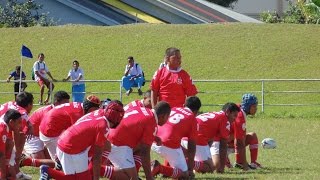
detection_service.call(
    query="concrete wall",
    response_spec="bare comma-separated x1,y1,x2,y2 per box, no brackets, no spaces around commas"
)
35,0,104,25
230,0,289,19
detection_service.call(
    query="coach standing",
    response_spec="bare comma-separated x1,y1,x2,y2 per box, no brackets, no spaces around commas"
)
150,47,198,108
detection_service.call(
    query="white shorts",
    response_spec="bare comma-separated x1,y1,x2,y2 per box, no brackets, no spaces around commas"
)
209,141,220,155
108,144,134,169
152,143,187,171
39,132,58,160
24,136,45,154
181,140,211,161
56,147,90,175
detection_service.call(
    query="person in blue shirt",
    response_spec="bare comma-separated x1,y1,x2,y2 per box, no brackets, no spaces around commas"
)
63,60,85,102
6,66,27,100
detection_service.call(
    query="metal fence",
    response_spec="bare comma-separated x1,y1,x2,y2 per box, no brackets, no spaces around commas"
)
1,79,320,112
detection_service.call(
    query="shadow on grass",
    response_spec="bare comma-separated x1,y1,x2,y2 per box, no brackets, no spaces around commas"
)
226,167,302,175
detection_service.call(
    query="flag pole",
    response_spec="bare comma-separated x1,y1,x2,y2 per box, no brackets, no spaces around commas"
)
19,55,23,94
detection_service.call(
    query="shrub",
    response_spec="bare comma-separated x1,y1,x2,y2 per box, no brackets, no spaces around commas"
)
0,0,56,28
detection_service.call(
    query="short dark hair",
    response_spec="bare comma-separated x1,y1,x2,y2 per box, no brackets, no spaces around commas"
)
16,92,33,108
154,101,171,117
222,102,240,113
38,53,44,58
144,89,151,98
16,66,21,71
54,91,70,104
185,96,201,113
73,60,79,64
4,109,21,124
127,56,134,61
165,47,180,57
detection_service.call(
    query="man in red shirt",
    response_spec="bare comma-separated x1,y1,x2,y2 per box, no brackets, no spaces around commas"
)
124,89,152,111
39,95,101,160
24,91,70,160
39,101,125,180
230,93,261,170
182,103,240,174
150,47,197,108
98,101,171,180
151,96,201,179
0,92,34,180
0,109,22,180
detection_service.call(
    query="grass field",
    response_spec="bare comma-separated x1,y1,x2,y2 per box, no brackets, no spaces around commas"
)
22,117,320,179
1,23,320,116
1,23,320,179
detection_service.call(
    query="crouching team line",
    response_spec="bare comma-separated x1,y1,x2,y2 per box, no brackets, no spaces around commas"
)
0,90,261,180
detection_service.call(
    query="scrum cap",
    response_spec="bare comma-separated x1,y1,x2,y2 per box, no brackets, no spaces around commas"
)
241,93,258,114
104,101,124,124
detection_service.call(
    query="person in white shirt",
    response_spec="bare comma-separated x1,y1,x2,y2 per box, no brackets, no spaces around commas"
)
121,56,144,96
33,53,57,105
63,60,85,102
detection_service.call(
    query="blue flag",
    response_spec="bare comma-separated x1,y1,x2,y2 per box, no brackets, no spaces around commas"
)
21,45,33,58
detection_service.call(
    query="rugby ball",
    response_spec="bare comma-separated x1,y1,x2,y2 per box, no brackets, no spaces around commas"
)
261,138,276,149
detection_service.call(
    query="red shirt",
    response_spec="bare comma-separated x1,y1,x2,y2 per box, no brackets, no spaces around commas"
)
196,111,231,146
57,109,110,154
39,102,84,137
108,106,157,149
124,100,144,111
0,119,9,153
0,101,29,135
29,105,53,137
231,108,246,140
150,67,197,108
157,107,197,149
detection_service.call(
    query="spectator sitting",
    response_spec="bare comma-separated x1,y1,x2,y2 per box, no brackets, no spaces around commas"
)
33,53,57,105
121,56,144,96
6,66,27,100
63,60,85,102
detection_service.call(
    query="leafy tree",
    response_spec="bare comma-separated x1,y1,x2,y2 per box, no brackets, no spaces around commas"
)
0,0,56,27
205,0,238,8
260,0,320,24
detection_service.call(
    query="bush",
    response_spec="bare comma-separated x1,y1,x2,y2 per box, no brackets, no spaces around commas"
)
0,0,56,28
260,0,320,24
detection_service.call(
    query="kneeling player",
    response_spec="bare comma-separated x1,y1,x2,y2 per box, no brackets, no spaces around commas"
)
151,96,201,179
181,102,240,173
39,100,125,180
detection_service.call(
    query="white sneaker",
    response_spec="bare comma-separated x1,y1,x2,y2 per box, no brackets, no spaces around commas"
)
16,171,32,180
249,162,262,169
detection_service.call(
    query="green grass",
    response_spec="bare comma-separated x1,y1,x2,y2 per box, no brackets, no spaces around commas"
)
23,117,320,179
1,23,320,179
1,23,320,116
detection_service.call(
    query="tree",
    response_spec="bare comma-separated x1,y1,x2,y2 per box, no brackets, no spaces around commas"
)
205,0,238,8
0,0,56,28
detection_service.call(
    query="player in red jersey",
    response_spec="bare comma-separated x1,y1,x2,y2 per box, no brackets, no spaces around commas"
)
124,89,152,111
39,101,125,180
97,101,171,180
151,96,201,179
0,92,34,180
182,103,240,174
230,93,261,170
39,95,101,160
150,47,197,108
0,110,22,179
24,91,70,159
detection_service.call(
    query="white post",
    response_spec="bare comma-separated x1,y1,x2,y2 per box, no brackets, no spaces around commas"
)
19,56,23,95
120,81,123,102
261,80,265,112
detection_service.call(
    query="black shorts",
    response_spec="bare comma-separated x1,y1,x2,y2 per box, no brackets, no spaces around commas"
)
14,82,27,94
